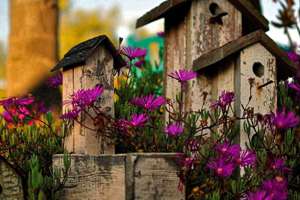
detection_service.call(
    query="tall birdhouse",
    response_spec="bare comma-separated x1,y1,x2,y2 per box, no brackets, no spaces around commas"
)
52,35,125,155
137,0,297,146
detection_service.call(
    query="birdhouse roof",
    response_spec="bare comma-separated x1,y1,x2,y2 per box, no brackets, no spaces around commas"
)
193,30,297,78
51,35,126,72
136,0,269,32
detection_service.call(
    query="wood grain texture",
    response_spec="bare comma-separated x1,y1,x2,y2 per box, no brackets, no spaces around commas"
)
53,153,184,200
63,46,115,155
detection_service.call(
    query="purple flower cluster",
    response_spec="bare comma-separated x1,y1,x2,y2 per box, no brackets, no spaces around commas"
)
116,113,149,129
168,69,197,83
247,177,288,200
61,85,104,120
211,91,235,110
207,141,256,177
273,109,299,129
47,72,62,88
131,95,166,111
288,82,300,94
120,46,147,68
164,122,184,137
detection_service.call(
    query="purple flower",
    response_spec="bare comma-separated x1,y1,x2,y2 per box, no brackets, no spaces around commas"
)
185,139,200,151
165,123,184,137
215,141,241,159
237,150,256,167
270,158,290,173
0,96,34,108
2,111,13,123
157,31,165,37
168,69,197,83
247,190,267,200
261,177,288,200
176,153,196,170
69,86,104,108
207,158,235,177
47,72,62,88
121,47,147,60
287,51,300,64
211,91,235,109
129,113,148,127
60,109,80,120
131,95,166,111
273,109,299,129
288,82,300,93
134,60,145,68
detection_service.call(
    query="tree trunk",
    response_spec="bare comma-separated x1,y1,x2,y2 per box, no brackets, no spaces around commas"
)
6,0,59,97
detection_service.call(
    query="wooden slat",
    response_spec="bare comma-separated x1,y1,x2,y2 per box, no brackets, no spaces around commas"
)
192,30,297,76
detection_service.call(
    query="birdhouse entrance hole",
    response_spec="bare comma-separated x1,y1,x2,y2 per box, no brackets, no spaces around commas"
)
0,184,2,194
252,62,264,77
209,3,219,15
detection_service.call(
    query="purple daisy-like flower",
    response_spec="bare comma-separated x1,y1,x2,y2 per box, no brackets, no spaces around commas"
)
131,95,166,111
273,109,299,129
121,47,147,60
247,190,267,200
287,51,300,64
2,111,13,123
129,113,148,127
165,123,184,137
60,109,80,120
47,72,62,88
270,158,290,173
207,158,235,177
134,60,145,68
237,150,256,167
288,82,300,93
261,177,288,200
69,86,104,108
215,141,241,159
168,69,197,83
212,91,235,109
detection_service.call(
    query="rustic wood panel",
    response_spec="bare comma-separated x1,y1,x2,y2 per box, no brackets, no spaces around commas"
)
53,153,184,200
238,43,277,148
63,46,115,155
187,0,242,111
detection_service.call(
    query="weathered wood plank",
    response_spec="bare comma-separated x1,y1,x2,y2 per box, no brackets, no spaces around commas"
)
192,30,297,79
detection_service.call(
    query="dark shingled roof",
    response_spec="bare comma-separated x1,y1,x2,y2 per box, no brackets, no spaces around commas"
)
193,30,297,79
136,0,269,33
51,35,126,71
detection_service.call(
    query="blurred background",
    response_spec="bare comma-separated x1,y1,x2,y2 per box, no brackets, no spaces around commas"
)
0,0,299,100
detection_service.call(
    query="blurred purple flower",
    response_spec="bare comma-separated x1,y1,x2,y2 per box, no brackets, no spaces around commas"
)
270,158,290,173
176,153,196,170
0,96,35,108
60,109,80,120
261,177,288,200
165,123,184,137
238,150,256,167
247,190,267,200
68,86,104,109
134,60,145,68
215,141,241,159
47,72,62,88
168,69,197,83
273,109,299,129
185,139,200,151
129,113,148,127
157,31,165,37
131,95,166,111
207,158,235,177
121,47,147,60
287,51,300,64
2,111,13,123
288,82,300,93
212,91,235,109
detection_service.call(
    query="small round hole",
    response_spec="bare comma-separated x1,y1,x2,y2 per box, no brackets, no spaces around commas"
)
209,3,219,15
252,62,264,77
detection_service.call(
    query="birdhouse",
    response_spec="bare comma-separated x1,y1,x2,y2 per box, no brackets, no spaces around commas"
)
137,0,297,146
52,35,125,155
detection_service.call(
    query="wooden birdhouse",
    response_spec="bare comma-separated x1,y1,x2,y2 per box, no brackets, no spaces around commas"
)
52,35,125,155
137,0,297,146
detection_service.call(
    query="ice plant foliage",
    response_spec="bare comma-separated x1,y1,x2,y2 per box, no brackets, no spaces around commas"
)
168,69,197,83
131,94,166,111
